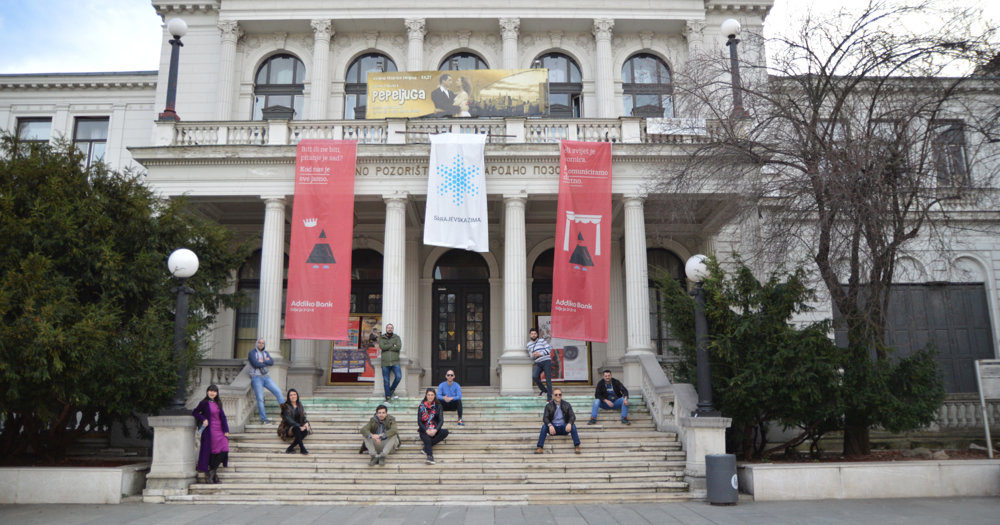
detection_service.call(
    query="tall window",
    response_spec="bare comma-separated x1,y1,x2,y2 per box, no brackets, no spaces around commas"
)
532,249,555,313
233,250,291,359
252,54,306,120
73,117,109,168
933,120,968,187
622,54,673,118
439,53,488,71
533,53,582,118
434,250,490,280
350,249,384,314
17,117,52,143
647,249,685,355
345,54,398,120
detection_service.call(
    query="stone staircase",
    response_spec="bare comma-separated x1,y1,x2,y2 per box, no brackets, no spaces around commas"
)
167,386,697,505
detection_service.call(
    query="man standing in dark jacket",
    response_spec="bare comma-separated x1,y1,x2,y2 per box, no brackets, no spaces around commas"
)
379,324,403,402
588,370,631,425
535,388,581,454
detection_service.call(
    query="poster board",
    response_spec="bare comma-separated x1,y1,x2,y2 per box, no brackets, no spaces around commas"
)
534,313,592,385
365,69,549,119
328,314,382,385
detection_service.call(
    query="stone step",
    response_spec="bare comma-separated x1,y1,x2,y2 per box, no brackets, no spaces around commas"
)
223,452,686,464
225,460,687,473
187,481,689,496
165,492,701,505
227,444,679,456
242,424,655,433
209,471,685,484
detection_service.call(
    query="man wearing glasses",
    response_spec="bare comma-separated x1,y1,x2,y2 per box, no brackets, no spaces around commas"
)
437,369,465,426
535,388,581,454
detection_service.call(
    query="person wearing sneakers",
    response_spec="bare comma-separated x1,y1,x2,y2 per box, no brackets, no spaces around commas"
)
417,388,450,465
588,370,631,426
248,338,285,424
379,324,403,402
437,370,465,426
528,328,554,401
360,404,399,466
277,389,311,455
536,388,581,454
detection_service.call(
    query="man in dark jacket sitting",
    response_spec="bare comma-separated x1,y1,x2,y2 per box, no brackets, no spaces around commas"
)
588,370,631,425
360,405,399,466
535,388,581,454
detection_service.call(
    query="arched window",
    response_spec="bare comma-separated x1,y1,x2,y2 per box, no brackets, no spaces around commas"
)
622,54,673,118
344,53,398,120
533,53,582,118
350,249,384,313
253,54,306,120
439,53,488,71
531,249,555,312
434,249,490,280
647,249,685,355
234,250,291,359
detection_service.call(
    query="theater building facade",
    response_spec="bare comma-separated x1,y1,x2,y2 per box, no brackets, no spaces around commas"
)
2,0,998,400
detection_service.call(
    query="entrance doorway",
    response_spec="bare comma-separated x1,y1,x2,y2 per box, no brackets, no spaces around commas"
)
431,250,491,386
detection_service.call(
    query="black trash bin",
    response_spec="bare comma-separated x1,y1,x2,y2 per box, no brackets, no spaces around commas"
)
705,453,738,505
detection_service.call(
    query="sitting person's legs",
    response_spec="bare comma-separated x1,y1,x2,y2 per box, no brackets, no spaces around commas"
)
441,399,463,420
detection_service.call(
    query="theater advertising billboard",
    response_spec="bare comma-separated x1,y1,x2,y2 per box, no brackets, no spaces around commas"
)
365,69,548,119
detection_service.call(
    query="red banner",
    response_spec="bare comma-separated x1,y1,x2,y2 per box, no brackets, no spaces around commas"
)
551,140,612,342
285,140,357,340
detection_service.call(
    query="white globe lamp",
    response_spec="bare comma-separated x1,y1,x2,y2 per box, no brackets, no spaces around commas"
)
685,254,710,283
167,248,199,279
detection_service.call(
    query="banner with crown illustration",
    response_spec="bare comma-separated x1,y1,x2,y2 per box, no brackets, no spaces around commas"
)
285,140,358,340
551,140,612,343
423,133,489,252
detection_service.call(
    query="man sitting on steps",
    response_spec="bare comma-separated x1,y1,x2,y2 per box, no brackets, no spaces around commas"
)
360,404,399,466
588,370,631,426
536,388,581,454
437,369,465,426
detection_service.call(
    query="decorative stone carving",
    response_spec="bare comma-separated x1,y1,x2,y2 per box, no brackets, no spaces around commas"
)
218,20,243,44
365,31,379,49
457,31,471,48
520,33,538,49
405,18,426,40
499,18,520,41
274,32,288,49
592,18,614,41
481,33,501,57
549,31,563,49
310,19,333,42
574,33,594,51
640,31,654,49
354,235,369,248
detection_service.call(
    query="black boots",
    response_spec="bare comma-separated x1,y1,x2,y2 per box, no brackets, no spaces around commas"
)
206,469,221,484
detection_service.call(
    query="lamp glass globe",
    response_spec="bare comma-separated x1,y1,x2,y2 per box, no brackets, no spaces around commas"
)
167,18,188,38
168,249,199,279
685,254,710,283
721,19,741,38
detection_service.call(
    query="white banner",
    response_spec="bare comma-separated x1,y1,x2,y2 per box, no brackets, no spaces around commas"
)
424,133,490,252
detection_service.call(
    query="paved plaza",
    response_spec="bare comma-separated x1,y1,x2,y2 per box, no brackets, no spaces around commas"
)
0,498,997,525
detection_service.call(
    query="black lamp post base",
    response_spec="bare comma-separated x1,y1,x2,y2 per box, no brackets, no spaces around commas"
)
158,110,181,122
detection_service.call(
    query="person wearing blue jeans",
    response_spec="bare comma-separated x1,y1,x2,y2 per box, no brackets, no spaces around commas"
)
535,389,581,454
379,324,403,401
588,370,631,425
248,338,285,424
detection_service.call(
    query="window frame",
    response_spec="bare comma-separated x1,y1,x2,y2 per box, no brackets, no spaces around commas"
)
344,53,398,120
931,119,969,188
16,117,53,143
533,53,583,118
72,117,110,168
622,53,674,118
439,53,489,71
252,54,307,121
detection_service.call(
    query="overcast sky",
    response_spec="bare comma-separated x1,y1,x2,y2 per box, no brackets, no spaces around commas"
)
0,0,996,75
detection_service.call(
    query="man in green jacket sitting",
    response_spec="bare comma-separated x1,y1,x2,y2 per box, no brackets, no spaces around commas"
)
360,405,398,466
379,324,403,402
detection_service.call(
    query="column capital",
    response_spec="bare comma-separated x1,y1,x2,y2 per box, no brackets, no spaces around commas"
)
383,194,408,211
405,18,426,40
217,20,243,43
262,197,286,208
592,18,615,41
499,18,520,41
622,195,645,208
503,194,528,207
683,20,706,40
310,19,334,42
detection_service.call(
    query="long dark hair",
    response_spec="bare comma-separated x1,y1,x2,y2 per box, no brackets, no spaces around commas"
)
203,384,222,407
281,388,305,422
421,387,438,405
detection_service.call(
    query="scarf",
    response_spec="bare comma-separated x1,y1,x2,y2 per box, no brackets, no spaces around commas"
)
419,401,437,431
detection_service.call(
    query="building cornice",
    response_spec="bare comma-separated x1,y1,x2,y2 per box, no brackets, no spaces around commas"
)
152,1,220,19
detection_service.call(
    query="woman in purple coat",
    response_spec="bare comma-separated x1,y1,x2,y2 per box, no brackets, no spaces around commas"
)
192,384,230,484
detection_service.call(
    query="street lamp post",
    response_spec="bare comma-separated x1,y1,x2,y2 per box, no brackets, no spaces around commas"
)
158,18,188,122
686,255,720,416
166,248,199,413
721,19,750,120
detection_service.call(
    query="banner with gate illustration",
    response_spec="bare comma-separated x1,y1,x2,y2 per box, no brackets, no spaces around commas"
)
285,140,357,340
551,140,612,342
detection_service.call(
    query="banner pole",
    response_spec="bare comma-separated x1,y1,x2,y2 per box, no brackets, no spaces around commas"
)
975,360,993,459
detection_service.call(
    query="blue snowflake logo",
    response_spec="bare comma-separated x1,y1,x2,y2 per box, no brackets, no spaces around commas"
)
438,154,479,206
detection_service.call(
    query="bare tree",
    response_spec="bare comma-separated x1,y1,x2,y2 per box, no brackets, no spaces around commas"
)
650,1,1000,455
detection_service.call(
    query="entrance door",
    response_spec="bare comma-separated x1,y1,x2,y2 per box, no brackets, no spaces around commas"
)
432,284,490,386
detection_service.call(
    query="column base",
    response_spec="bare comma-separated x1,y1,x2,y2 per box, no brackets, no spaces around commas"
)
405,361,424,395
143,415,198,503
679,415,732,494
371,358,414,398
499,353,535,396
619,352,652,391
286,365,323,397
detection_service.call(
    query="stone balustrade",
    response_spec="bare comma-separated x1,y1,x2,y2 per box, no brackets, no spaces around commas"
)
185,359,247,408
933,394,1000,430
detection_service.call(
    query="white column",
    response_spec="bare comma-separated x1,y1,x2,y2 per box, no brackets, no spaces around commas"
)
500,195,534,395
291,340,315,367
499,18,520,70
310,20,334,120
620,197,652,389
593,18,616,118
287,339,320,397
381,195,408,395
404,234,422,390
258,197,287,363
405,18,426,72
215,21,242,121
683,20,706,57
605,233,627,370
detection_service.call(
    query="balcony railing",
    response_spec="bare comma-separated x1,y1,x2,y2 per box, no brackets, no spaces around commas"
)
157,117,720,147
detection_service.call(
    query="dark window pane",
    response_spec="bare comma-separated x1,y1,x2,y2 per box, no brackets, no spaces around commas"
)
440,53,488,71
434,249,490,280
17,118,51,141
532,249,555,279
352,249,384,280
269,56,295,84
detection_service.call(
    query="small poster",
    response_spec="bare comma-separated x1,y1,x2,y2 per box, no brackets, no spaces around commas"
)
327,314,380,384
358,316,382,382
331,317,361,373
536,314,591,383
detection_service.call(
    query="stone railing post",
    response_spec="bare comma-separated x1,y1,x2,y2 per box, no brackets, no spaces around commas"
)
142,415,197,503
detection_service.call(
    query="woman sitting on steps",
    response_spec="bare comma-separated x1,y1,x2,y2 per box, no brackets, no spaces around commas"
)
278,389,311,455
